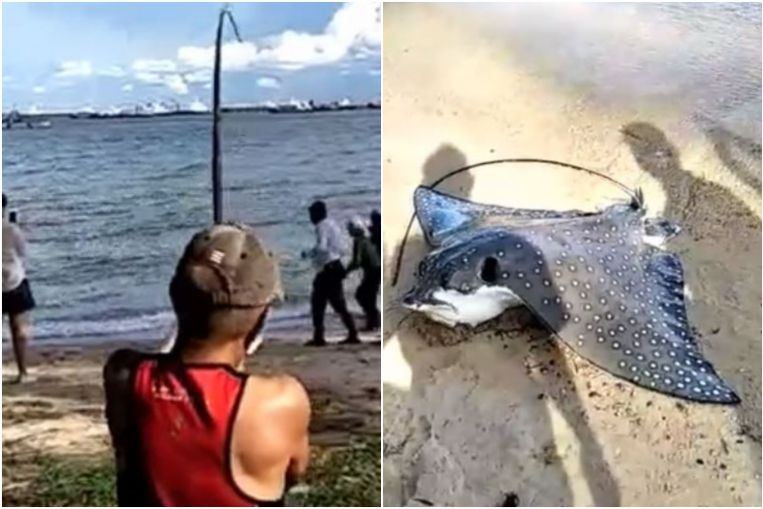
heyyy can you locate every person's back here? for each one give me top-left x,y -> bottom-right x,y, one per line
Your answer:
3,218 -> 26,293
104,224 -> 309,506
122,357 -> 306,506
355,236 -> 380,274
369,210 -> 381,256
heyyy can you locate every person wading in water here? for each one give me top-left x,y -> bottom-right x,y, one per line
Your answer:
302,200 -> 359,346
345,217 -> 380,331
3,193 -> 36,383
103,223 -> 310,506
369,209 -> 381,257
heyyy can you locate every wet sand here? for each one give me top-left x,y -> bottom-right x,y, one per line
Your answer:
382,4 -> 760,506
2,332 -> 380,505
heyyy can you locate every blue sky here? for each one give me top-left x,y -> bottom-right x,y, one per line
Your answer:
2,2 -> 380,113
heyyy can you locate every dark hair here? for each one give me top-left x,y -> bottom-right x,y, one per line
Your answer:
308,200 -> 327,223
2,193 -> 7,209
371,209 -> 380,224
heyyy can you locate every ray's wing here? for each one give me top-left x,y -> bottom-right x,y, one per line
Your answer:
465,207 -> 738,404
414,186 -> 596,247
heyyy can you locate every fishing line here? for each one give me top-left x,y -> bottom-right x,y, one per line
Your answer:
391,157 -> 642,286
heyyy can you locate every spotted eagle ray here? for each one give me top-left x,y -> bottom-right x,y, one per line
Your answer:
402,186 -> 740,404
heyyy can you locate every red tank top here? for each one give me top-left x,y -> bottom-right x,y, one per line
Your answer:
132,359 -> 281,507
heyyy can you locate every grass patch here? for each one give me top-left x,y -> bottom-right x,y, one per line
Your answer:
4,456 -> 116,507
289,436 -> 381,507
5,438 -> 380,507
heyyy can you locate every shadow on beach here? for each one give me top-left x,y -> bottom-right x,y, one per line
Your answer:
697,116 -> 762,192
384,143 -> 620,506
622,121 -> 762,476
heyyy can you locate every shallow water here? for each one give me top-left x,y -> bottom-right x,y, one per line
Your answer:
2,110 -> 380,343
465,2 -> 761,140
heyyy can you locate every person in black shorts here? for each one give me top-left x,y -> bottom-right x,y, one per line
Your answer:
3,193 -> 36,382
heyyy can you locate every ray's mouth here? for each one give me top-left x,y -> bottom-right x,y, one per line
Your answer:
401,291 -> 456,312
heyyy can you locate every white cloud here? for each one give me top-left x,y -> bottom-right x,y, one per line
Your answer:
176,1 -> 380,71
2,76 -> 13,83
122,83 -> 134,92
183,69 -> 212,84
256,76 -> 281,89
132,59 -> 177,73
368,68 -> 380,76
33,86 -> 46,94
125,2 -> 380,95
134,72 -> 164,85
178,42 -> 257,71
163,74 -> 189,95
98,66 -> 127,78
134,70 -> 189,95
129,59 -> 199,94
55,60 -> 93,78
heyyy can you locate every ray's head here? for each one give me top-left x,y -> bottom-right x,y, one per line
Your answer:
401,231 -> 530,327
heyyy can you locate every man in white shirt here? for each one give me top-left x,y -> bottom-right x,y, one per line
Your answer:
2,194 -> 36,382
302,200 -> 358,346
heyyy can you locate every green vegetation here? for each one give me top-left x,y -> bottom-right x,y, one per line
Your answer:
289,436 -> 381,507
4,456 -> 116,507
4,437 -> 380,507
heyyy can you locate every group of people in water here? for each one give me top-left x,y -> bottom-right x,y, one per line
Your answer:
302,200 -> 381,346
2,192 -> 381,384
3,190 -> 380,504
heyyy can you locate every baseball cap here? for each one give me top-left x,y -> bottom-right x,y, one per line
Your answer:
170,222 -> 282,314
346,216 -> 368,236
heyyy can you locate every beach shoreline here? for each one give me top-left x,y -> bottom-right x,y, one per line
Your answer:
2,329 -> 381,506
382,3 -> 760,506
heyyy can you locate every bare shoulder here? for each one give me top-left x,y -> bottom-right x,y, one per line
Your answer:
242,374 -> 311,425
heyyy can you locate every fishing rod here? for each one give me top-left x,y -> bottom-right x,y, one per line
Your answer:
211,4 -> 243,223
390,157 -> 643,286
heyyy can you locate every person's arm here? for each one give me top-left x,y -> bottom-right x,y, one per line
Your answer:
280,376 -> 311,486
345,239 -> 361,273
103,349 -> 152,506
10,225 -> 27,261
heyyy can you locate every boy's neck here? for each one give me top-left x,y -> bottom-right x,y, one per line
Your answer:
179,336 -> 247,369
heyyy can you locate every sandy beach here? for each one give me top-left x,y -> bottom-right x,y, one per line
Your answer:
382,4 -> 760,506
2,329 -> 380,506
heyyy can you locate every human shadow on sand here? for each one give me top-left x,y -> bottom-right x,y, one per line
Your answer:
622,121 -> 762,472
696,116 -> 762,192
384,143 -> 620,506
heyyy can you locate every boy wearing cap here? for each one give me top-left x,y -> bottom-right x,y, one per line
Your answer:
103,223 -> 310,506
2,193 -> 36,383
302,200 -> 359,346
